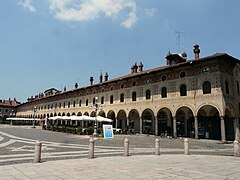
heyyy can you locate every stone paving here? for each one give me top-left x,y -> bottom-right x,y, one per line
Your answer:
1,154 -> 240,179
0,125 -> 236,166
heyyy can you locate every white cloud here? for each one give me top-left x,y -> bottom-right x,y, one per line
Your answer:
18,0 -> 36,13
48,0 -> 138,29
146,8 -> 158,17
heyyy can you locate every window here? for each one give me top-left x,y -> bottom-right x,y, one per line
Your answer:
180,84 -> 187,96
121,84 -> 125,89
93,98 -> 96,105
110,95 -> 114,104
68,102 -> 70,108
225,81 -> 229,94
63,102 -> 65,108
86,99 -> 88,106
120,93 -> 124,102
132,81 -> 136,87
79,100 -> 82,107
161,75 -> 167,81
145,79 -> 151,85
180,72 -> 186,78
203,81 -> 211,94
237,81 -> 239,95
101,96 -> 104,104
73,101 -> 76,107
161,87 -> 167,98
202,67 -> 210,73
132,92 -> 137,101
146,90 -> 151,99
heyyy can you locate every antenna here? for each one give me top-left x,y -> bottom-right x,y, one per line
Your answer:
175,31 -> 185,52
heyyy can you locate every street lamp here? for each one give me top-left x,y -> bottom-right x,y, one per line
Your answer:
91,97 -> 103,137
10,110 -> 15,125
32,106 -> 37,128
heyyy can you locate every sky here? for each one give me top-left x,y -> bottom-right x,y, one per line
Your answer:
0,0 -> 240,102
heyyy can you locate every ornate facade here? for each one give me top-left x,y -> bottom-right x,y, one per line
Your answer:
16,45 -> 240,141
0,98 -> 20,122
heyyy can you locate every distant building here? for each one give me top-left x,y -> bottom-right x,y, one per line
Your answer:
0,98 -> 20,122
16,45 -> 240,141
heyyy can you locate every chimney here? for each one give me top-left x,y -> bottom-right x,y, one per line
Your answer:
104,72 -> 109,81
90,76 -> 94,85
75,83 -> 78,89
100,71 -> 103,83
138,62 -> 143,72
64,86 -> 67,92
193,44 -> 200,60
134,63 -> 138,73
182,52 -> 187,61
131,65 -> 134,74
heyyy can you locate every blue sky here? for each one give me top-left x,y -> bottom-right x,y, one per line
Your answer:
1,0 -> 240,102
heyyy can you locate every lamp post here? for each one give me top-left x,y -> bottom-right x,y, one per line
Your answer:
10,110 -> 15,125
92,97 -> 98,137
32,106 -> 37,128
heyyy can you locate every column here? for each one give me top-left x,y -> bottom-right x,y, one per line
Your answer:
220,116 -> 226,142
116,118 -> 118,129
173,116 -> 177,138
155,116 -> 158,136
140,117 -> 143,134
235,117 -> 240,141
194,116 -> 199,139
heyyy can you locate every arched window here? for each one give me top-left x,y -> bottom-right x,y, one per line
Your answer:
225,81 -> 229,94
79,100 -> 82,107
63,102 -> 65,108
110,95 -> 114,104
132,92 -> 137,101
93,98 -> 96,105
68,102 -> 70,108
146,90 -> 151,100
180,84 -> 187,96
120,93 -> 124,102
86,99 -> 88,106
59,103 -> 61,108
161,87 -> 167,98
101,96 -> 104,104
203,81 -> 211,94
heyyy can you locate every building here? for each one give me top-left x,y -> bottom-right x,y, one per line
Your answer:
16,45 -> 240,141
0,98 -> 20,122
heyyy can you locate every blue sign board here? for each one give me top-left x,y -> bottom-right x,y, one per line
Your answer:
103,125 -> 114,138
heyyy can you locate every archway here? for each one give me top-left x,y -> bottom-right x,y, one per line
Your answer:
107,110 -> 116,127
128,109 -> 140,133
157,108 -> 173,136
117,110 -> 127,130
225,108 -> 235,141
176,107 -> 194,137
142,109 -> 155,134
197,105 -> 221,140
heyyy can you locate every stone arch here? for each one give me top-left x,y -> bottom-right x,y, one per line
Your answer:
107,110 -> 116,128
128,109 -> 140,133
67,113 -> 70,117
54,113 -> 57,117
98,110 -> 106,117
197,105 -> 221,140
84,112 -> 89,116
142,108 -> 155,134
225,104 -> 236,141
58,112 -> 61,116
157,107 -> 173,136
77,112 -> 82,116
50,113 -> 53,117
62,112 -> 65,116
117,110 -> 127,130
176,106 -> 194,137
72,112 -> 76,116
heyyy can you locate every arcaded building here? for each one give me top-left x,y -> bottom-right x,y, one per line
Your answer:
0,98 -> 20,122
16,45 -> 240,141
